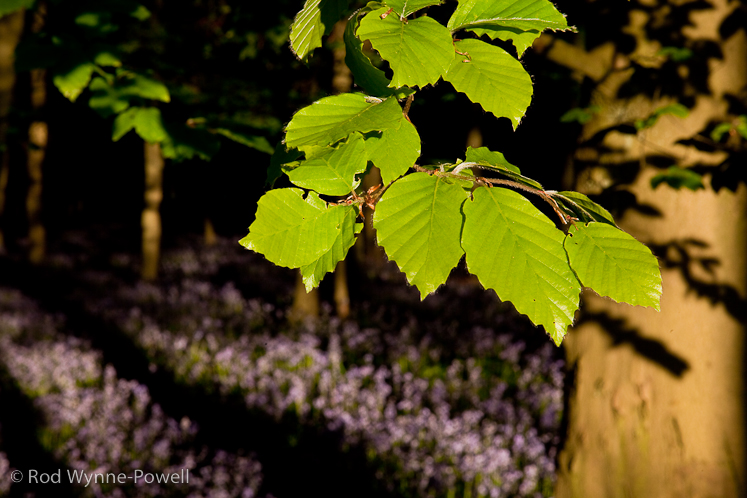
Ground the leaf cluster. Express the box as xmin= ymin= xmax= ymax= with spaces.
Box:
xmin=241 ymin=0 xmax=662 ymax=345
xmin=16 ymin=0 xmax=275 ymax=160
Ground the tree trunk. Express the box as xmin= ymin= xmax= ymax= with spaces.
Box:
xmin=553 ymin=1 xmax=747 ymax=496
xmin=0 ymin=9 xmax=24 ymax=252
xmin=26 ymin=4 xmax=47 ymax=264
xmin=141 ymin=141 xmax=164 ymax=280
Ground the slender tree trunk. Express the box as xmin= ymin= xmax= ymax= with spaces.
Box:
xmin=551 ymin=2 xmax=747 ymax=496
xmin=141 ymin=141 xmax=164 ymax=280
xmin=203 ymin=217 xmax=217 ymax=246
xmin=26 ymin=4 xmax=46 ymax=264
xmin=0 ymin=9 xmax=24 ymax=252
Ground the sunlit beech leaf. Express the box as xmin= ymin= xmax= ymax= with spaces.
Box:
xmin=445 ymin=39 xmax=533 ymax=130
xmin=447 ymin=0 xmax=569 ymax=56
xmin=285 ymin=93 xmax=402 ymax=149
xmin=357 ymin=7 xmax=453 ymax=89
xmin=240 ymin=189 xmax=352 ymax=268
xmin=287 ymin=132 xmax=369 ymax=195
xmin=374 ymin=173 xmax=468 ymax=298
xmin=565 ymin=223 xmax=662 ymax=310
xmin=290 ymin=0 xmax=349 ymax=62
xmin=462 ymin=187 xmax=580 ymax=345
xmin=383 ymin=0 xmax=441 ymax=18
xmin=344 ymin=7 xmax=414 ymax=99
xmin=365 ymin=115 xmax=421 ymax=184
xmin=301 ymin=209 xmax=362 ymax=291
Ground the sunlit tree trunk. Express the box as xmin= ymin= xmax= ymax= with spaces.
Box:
xmin=203 ymin=217 xmax=217 ymax=246
xmin=141 ymin=141 xmax=164 ymax=280
xmin=546 ymin=1 xmax=747 ymax=496
xmin=26 ymin=3 xmax=46 ymax=264
xmin=0 ymin=9 xmax=24 ymax=252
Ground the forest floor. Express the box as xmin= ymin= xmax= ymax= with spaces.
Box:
xmin=0 ymin=230 xmax=565 ymax=498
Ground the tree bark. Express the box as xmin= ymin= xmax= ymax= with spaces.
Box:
xmin=554 ymin=2 xmax=747 ymax=497
xmin=141 ymin=141 xmax=164 ymax=280
xmin=0 ymin=9 xmax=24 ymax=252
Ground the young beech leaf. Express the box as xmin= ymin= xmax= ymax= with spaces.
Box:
xmin=344 ymin=7 xmax=414 ymax=99
xmin=445 ymin=39 xmax=533 ymax=130
xmin=374 ymin=173 xmax=468 ymax=299
xmin=383 ymin=0 xmax=442 ymax=18
xmin=462 ymin=187 xmax=581 ymax=345
xmin=364 ymin=114 xmax=421 ymax=184
xmin=289 ymin=0 xmax=349 ymax=63
xmin=447 ymin=0 xmax=569 ymax=57
xmin=556 ymin=191 xmax=617 ymax=226
xmin=240 ymin=189 xmax=353 ymax=269
xmin=564 ymin=223 xmax=662 ymax=310
xmin=301 ymin=208 xmax=362 ymax=291
xmin=285 ymin=93 xmax=403 ymax=149
xmin=357 ymin=7 xmax=454 ymax=89
xmin=287 ymin=132 xmax=368 ymax=195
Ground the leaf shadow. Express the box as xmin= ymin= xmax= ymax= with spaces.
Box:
xmin=575 ymin=312 xmax=689 ymax=377
xmin=649 ymin=239 xmax=747 ymax=323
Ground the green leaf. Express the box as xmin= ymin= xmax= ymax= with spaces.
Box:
xmin=565 ymin=223 xmax=661 ymax=310
xmin=634 ymin=103 xmax=689 ymax=130
xmin=93 ymin=51 xmax=122 ymax=67
xmin=465 ymin=146 xmax=520 ymax=173
xmin=650 ymin=166 xmax=704 ymax=191
xmin=112 ymin=107 xmax=167 ymax=143
xmin=447 ymin=0 xmax=569 ymax=56
xmin=89 ymin=73 xmax=170 ymax=118
xmin=285 ymin=93 xmax=403 ymax=149
xmin=383 ymin=0 xmax=441 ymax=18
xmin=212 ymin=128 xmax=273 ymax=154
xmin=240 ymin=189 xmax=353 ymax=268
xmin=344 ymin=8 xmax=414 ymax=99
xmin=560 ymin=105 xmax=600 ymax=124
xmin=130 ymin=5 xmax=151 ymax=20
xmin=0 ymin=0 xmax=34 ymax=17
xmin=365 ymin=114 xmax=421 ymax=184
xmin=445 ymin=39 xmax=533 ymax=130
xmin=161 ymin=124 xmax=221 ymax=161
xmin=300 ymin=208 xmax=362 ymax=291
xmin=555 ymin=191 xmax=617 ymax=226
xmin=287 ymin=132 xmax=368 ymax=195
xmin=90 ymin=76 xmax=129 ymax=116
xmin=52 ymin=63 xmax=95 ymax=102
xmin=657 ymin=46 xmax=692 ymax=62
xmin=289 ymin=0 xmax=349 ymax=62
xmin=459 ymin=147 xmax=545 ymax=190
xmin=112 ymin=107 xmax=138 ymax=141
xmin=710 ymin=122 xmax=733 ymax=142
xmin=133 ymin=107 xmax=167 ymax=143
xmin=462 ymin=187 xmax=581 ymax=345
xmin=357 ymin=7 xmax=454 ymax=88
xmin=374 ymin=173 xmax=468 ymax=299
